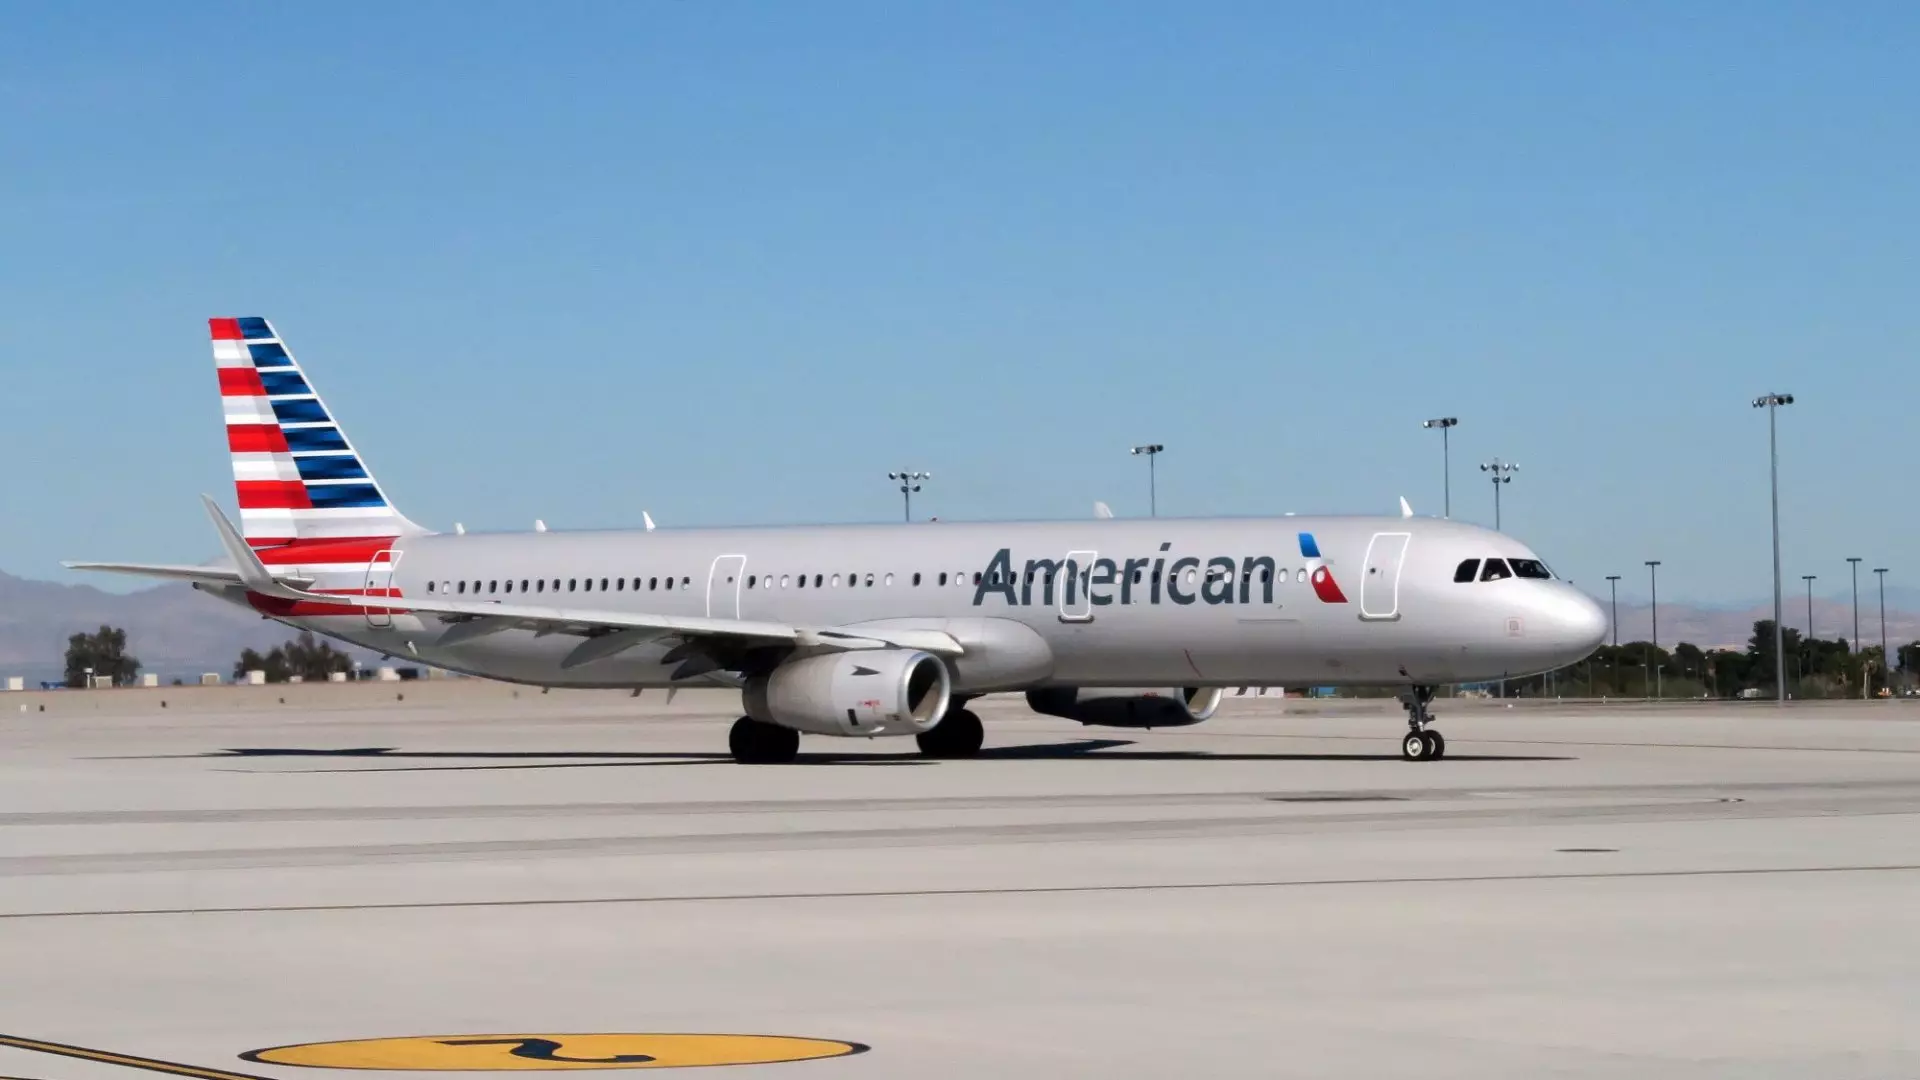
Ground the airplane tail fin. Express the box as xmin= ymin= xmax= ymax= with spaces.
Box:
xmin=210 ymin=317 xmax=428 ymax=548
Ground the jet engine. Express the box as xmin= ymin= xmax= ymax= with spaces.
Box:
xmin=1024 ymin=686 xmax=1224 ymax=728
xmin=744 ymin=649 xmax=951 ymax=737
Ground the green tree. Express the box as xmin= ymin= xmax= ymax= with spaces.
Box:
xmin=234 ymin=631 xmax=351 ymax=684
xmin=64 ymin=625 xmax=140 ymax=688
xmin=283 ymin=630 xmax=353 ymax=681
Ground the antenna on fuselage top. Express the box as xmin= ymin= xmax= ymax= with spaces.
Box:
xmin=643 ymin=511 xmax=656 ymax=531
xmin=534 ymin=519 xmax=548 ymax=533
xmin=454 ymin=522 xmax=466 ymax=535
xmin=1399 ymin=497 xmax=1413 ymax=518
xmin=1094 ymin=501 xmax=1114 ymax=519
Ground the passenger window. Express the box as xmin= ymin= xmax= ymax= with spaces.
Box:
xmin=536 ymin=580 xmax=546 ymax=593
xmin=427 ymin=581 xmax=436 ymax=594
xmin=599 ymin=578 xmax=608 ymax=591
xmin=1480 ymin=559 xmax=1513 ymax=582
xmin=568 ymin=579 xmax=577 ymax=592
xmin=583 ymin=579 xmax=592 ymax=592
xmin=1510 ymin=558 xmax=1552 ymax=580
xmin=937 ymin=572 xmax=947 ymax=586
xmin=489 ymin=581 xmax=498 ymax=594
xmin=1453 ymin=559 xmax=1480 ymax=583
xmin=913 ymin=572 xmax=922 ymax=586
xmin=665 ymin=577 xmax=674 ymax=590
xmin=884 ymin=573 xmax=893 ymax=586
xmin=865 ymin=573 xmax=875 ymax=587
xmin=813 ymin=574 xmax=823 ymax=588
xmin=748 ymin=575 xmax=757 ymax=588
xmin=831 ymin=574 xmax=841 ymax=587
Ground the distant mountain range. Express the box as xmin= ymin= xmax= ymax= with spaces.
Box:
xmin=0 ymin=571 xmax=390 ymax=685
xmin=3 ymin=570 xmax=1916 ymax=686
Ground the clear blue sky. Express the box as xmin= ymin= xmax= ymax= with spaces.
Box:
xmin=3 ymin=1 xmax=1914 ymax=604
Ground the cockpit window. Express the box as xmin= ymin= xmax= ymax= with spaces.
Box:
xmin=1453 ymin=559 xmax=1480 ymax=583
xmin=1509 ymin=558 xmax=1553 ymax=580
xmin=1480 ymin=558 xmax=1513 ymax=582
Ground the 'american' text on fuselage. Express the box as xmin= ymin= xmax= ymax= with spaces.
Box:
xmin=971 ymin=545 xmax=1286 ymax=608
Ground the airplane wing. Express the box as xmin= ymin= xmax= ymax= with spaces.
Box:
xmin=181 ymin=495 xmax=963 ymax=670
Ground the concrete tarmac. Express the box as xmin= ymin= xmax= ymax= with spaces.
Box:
xmin=3 ymin=688 xmax=1919 ymax=1079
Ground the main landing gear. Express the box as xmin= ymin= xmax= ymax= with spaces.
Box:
xmin=729 ymin=716 xmax=800 ymax=764
xmin=915 ymin=707 xmax=984 ymax=758
xmin=1399 ymin=685 xmax=1447 ymax=762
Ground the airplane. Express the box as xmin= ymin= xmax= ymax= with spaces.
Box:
xmin=68 ymin=317 xmax=1608 ymax=764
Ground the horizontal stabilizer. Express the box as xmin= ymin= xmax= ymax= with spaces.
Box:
xmin=61 ymin=560 xmax=312 ymax=588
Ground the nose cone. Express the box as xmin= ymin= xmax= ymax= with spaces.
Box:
xmin=1557 ymin=589 xmax=1609 ymax=658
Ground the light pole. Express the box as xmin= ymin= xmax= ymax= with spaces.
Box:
xmin=1647 ymin=560 xmax=1662 ymax=699
xmin=1605 ymin=574 xmax=1621 ymax=697
xmin=1846 ymin=557 xmax=1862 ymax=652
xmin=1605 ymin=575 xmax=1622 ymax=646
xmin=887 ymin=471 xmax=929 ymax=522
xmin=1753 ymin=392 xmax=1794 ymax=700
xmin=1479 ymin=458 xmax=1517 ymax=530
xmin=1876 ymin=567 xmax=1890 ymax=694
xmin=1130 ymin=445 xmax=1164 ymax=517
xmin=1423 ymin=417 xmax=1458 ymax=518
xmin=1803 ymin=574 xmax=1816 ymax=640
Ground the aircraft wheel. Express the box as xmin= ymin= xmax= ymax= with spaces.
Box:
xmin=729 ymin=716 xmax=800 ymax=764
xmin=1425 ymin=729 xmax=1447 ymax=760
xmin=916 ymin=708 xmax=984 ymax=758
xmin=1401 ymin=730 xmax=1430 ymax=762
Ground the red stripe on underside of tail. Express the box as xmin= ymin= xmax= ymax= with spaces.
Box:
xmin=218 ymin=368 xmax=267 ymax=397
xmin=253 ymin=539 xmax=397 ymax=567
xmin=209 ymin=318 xmax=244 ymax=340
xmin=235 ymin=480 xmax=312 ymax=510
xmin=227 ymin=424 xmax=290 ymax=453
xmin=247 ymin=587 xmax=402 ymax=618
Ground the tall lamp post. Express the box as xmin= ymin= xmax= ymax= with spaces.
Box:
xmin=1605 ymin=574 xmax=1622 ymax=697
xmin=887 ymin=471 xmax=929 ymax=522
xmin=1753 ymin=392 xmax=1794 ymax=700
xmin=1846 ymin=557 xmax=1862 ymax=652
xmin=1130 ymin=444 xmax=1164 ymax=517
xmin=1803 ymin=574 xmax=1817 ymax=640
xmin=1479 ymin=458 xmax=1518 ymax=530
xmin=1423 ymin=417 xmax=1458 ymax=518
xmin=1646 ymin=560 xmax=1662 ymax=699
xmin=1876 ymin=567 xmax=1891 ymax=694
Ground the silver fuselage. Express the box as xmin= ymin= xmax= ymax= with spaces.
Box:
xmin=237 ymin=514 xmax=1607 ymax=692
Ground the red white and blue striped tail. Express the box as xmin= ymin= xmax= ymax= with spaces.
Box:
xmin=210 ymin=317 xmax=427 ymax=550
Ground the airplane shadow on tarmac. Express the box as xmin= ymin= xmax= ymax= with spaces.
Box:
xmin=189 ymin=741 xmax=1573 ymax=772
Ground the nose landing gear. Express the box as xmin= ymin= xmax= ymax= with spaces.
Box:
xmin=1399 ymin=685 xmax=1446 ymax=761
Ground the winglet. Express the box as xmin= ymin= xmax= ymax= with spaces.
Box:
xmin=202 ymin=494 xmax=303 ymax=600
xmin=1094 ymin=501 xmax=1114 ymax=519
xmin=1399 ymin=496 xmax=1413 ymax=518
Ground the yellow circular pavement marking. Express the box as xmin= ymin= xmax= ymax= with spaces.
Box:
xmin=240 ymin=1035 xmax=866 ymax=1071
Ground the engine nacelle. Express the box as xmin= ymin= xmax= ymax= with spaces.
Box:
xmin=1024 ymin=686 xmax=1224 ymax=728
xmin=744 ymin=649 xmax=951 ymax=737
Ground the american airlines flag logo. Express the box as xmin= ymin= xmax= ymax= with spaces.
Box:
xmin=1298 ymin=532 xmax=1348 ymax=604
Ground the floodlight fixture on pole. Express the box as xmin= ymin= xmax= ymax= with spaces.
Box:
xmin=1479 ymin=458 xmax=1517 ymax=530
xmin=1753 ymin=392 xmax=1794 ymax=700
xmin=887 ymin=470 xmax=929 ymax=522
xmin=1422 ymin=417 xmax=1459 ymax=518
xmin=1130 ymin=444 xmax=1165 ymax=517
